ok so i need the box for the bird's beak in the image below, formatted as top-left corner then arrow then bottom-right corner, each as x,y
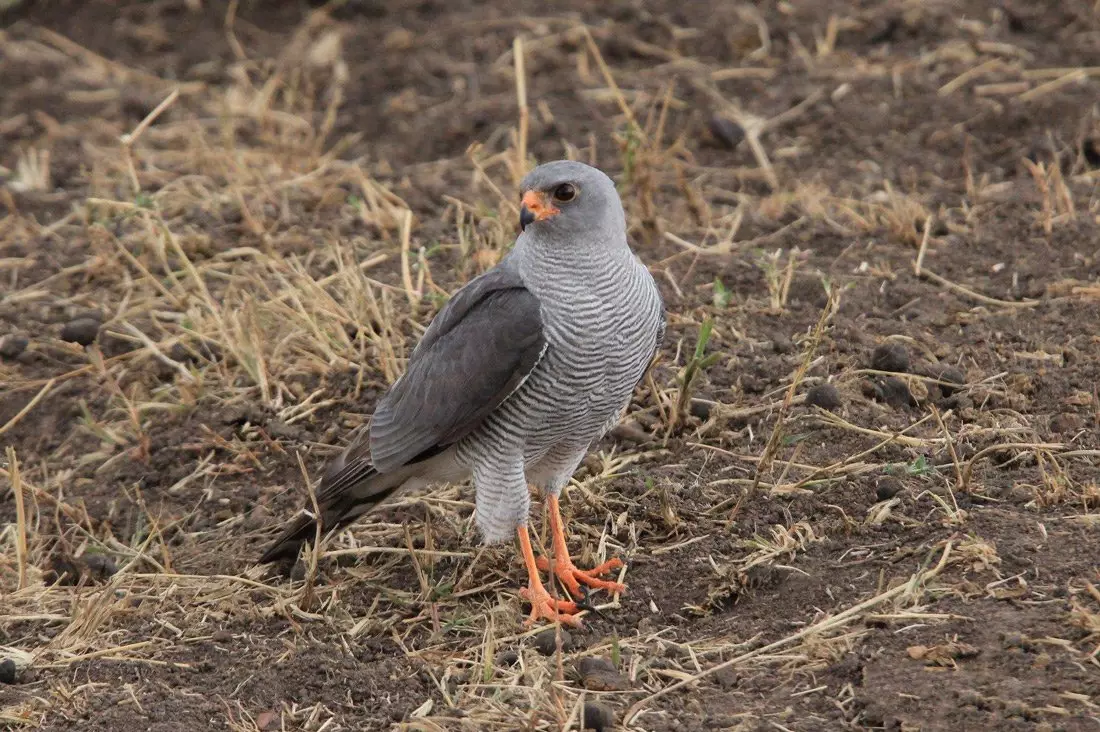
519,190 -> 559,231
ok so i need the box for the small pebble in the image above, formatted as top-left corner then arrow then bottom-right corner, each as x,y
708,116 -> 744,149
934,365 -> 966,397
576,656 -> 616,677
532,627 -> 573,656
712,667 -> 738,690
0,334 -> 28,359
44,555 -> 83,586
494,649 -> 519,666
805,383 -> 841,411
875,477 -> 904,501
871,341 -> 910,373
582,701 -> 615,732
290,560 -> 308,582
82,553 -> 118,582
61,317 -> 101,346
577,656 -> 631,691
770,332 -> 794,354
878,376 -> 914,408
0,658 -> 17,684
1050,413 -> 1083,434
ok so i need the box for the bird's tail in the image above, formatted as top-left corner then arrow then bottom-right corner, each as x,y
257,461 -> 408,564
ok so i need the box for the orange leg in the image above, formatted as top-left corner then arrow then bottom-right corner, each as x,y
535,494 -> 625,599
517,525 -> 583,628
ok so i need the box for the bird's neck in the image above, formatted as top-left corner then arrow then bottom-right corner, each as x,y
513,228 -> 634,277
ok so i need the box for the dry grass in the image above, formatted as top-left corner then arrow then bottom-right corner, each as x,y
2,2 -> 1100,730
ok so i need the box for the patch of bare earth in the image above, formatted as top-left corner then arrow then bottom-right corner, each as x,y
2,1 -> 1100,730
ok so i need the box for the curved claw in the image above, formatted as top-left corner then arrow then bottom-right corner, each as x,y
520,585 -> 583,627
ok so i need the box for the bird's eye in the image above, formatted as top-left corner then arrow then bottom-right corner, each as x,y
552,183 -> 577,202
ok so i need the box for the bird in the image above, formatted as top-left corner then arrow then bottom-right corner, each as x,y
259,160 -> 665,627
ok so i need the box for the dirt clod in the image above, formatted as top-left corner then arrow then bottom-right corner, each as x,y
60,317 -> 101,346
0,658 -> 17,684
0,334 -> 28,359
1049,413 -> 1083,434
494,649 -> 519,666
582,700 -> 615,731
805,383 -> 842,411
532,627 -> 573,656
871,342 -> 910,373
576,656 -> 630,691
933,365 -> 966,397
875,477 -> 904,502
876,376 -> 915,408
708,116 -> 744,149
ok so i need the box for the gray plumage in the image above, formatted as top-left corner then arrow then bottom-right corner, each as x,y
260,160 -> 665,563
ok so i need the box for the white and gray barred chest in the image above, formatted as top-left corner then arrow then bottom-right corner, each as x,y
472,254 -> 662,461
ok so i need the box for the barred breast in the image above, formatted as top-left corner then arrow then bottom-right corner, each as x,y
456,244 -> 663,473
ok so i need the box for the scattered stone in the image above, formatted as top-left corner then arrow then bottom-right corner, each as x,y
82,553 -> 118,582
875,476 -> 904,502
1084,137 -> 1100,168
878,376 -> 914,408
712,667 -> 738,690
770,332 -> 794,354
871,341 -> 910,373
582,701 -> 615,731
805,383 -> 842,411
0,658 -> 17,685
266,419 -> 304,441
532,627 -> 573,656
43,555 -> 83,586
577,656 -> 630,691
60,317 -> 101,346
243,504 -> 270,532
1050,413 -> 1083,434
688,399 -> 713,420
494,649 -> 519,666
933,365 -> 966,398
708,116 -> 744,149
0,334 -> 28,359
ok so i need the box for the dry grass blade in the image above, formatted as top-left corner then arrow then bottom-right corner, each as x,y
753,288 -> 837,492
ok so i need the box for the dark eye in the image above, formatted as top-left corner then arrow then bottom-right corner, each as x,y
552,183 -> 577,202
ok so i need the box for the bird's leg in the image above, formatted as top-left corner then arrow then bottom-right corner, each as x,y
516,525 -> 583,627
536,494 -> 625,599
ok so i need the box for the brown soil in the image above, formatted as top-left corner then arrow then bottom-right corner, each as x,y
2,1 -> 1100,731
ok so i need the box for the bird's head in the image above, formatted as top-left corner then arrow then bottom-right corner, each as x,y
517,161 -> 626,242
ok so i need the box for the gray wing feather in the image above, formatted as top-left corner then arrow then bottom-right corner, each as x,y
367,263 -> 545,473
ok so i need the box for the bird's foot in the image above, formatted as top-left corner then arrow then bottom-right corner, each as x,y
519,584 -> 584,628
537,554 -> 626,599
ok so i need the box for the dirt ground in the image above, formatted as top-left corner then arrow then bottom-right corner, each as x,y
2,1 -> 1100,730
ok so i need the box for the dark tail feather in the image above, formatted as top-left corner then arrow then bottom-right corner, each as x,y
257,459 -> 406,564
258,511 -> 322,564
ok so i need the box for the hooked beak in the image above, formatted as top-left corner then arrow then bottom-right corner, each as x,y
519,190 -> 559,231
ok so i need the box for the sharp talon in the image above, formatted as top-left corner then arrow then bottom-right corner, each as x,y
521,585 -> 584,627
575,585 -> 595,612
